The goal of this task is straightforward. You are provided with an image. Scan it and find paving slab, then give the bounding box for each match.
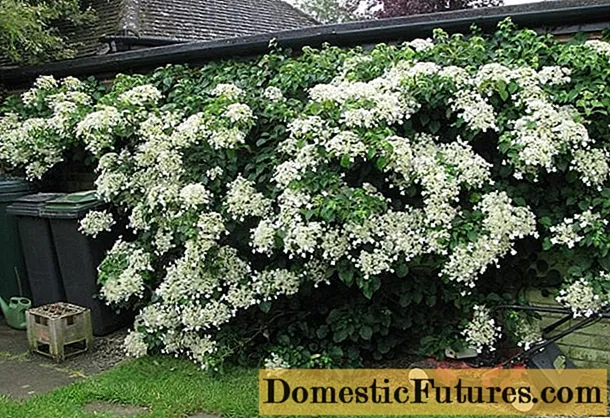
[0,320,127,399]
[187,414,221,418]
[83,401,149,416]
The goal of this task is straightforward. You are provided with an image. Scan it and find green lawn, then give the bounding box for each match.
[0,356,487,418]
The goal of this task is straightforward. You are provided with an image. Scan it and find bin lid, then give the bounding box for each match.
[41,190,104,219]
[6,193,65,217]
[0,178,34,195]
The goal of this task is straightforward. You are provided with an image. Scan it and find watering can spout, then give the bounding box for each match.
[0,296,31,330]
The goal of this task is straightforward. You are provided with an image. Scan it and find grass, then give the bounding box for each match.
[0,356,486,418]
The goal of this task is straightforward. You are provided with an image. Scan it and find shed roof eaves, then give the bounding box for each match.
[2,0,610,86]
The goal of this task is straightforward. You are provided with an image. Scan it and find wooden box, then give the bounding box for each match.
[26,302,93,362]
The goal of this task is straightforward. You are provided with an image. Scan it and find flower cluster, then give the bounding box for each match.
[584,40,610,58]
[264,352,291,369]
[225,176,271,221]
[556,276,609,317]
[76,106,123,155]
[98,240,153,304]
[79,210,115,238]
[571,148,610,189]
[0,78,94,179]
[550,210,607,248]
[118,84,162,107]
[462,305,501,353]
[442,191,536,288]
[514,316,542,350]
[124,330,148,358]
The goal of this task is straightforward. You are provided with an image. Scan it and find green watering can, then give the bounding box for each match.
[0,268,32,330]
[0,296,31,330]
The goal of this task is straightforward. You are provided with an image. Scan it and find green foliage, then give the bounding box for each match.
[3,20,610,369]
[0,0,95,65]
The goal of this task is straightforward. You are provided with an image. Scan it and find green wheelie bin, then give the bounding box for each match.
[0,178,35,301]
[41,191,128,336]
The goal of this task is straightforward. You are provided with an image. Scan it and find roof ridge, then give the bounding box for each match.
[118,0,142,36]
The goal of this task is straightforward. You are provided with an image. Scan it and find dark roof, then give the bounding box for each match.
[2,0,610,86]
[0,0,317,67]
[136,0,317,41]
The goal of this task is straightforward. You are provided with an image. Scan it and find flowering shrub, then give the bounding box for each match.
[2,20,610,369]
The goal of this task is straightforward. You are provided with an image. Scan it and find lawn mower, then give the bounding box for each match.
[408,304,610,412]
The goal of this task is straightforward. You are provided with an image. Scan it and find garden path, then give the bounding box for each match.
[0,320,126,399]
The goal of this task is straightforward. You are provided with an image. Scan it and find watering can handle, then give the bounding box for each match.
[14,267,23,297]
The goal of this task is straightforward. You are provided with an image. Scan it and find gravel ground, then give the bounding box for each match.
[65,327,129,374]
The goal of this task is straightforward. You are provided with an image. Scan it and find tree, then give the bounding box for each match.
[0,0,95,65]
[289,0,503,22]
[365,0,503,18]
[287,0,360,23]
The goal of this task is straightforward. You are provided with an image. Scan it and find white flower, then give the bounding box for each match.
[251,219,276,254]
[284,222,323,258]
[206,166,224,180]
[100,240,153,304]
[61,76,83,91]
[557,276,609,317]
[128,204,148,231]
[208,128,246,149]
[154,229,174,255]
[463,305,501,353]
[571,148,610,188]
[211,83,243,100]
[76,106,122,155]
[179,184,211,209]
[324,131,367,160]
[550,210,604,248]
[173,113,208,146]
[442,191,536,287]
[263,86,284,102]
[224,103,254,123]
[124,330,148,358]
[264,352,291,369]
[254,269,301,300]
[515,317,542,350]
[450,90,498,132]
[101,268,146,304]
[584,40,610,58]
[118,84,162,106]
[95,171,129,201]
[197,212,226,241]
[35,75,59,90]
[225,175,271,221]
[537,66,571,85]
[79,210,115,238]
[407,38,434,52]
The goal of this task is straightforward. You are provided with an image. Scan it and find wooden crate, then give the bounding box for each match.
[26,302,93,362]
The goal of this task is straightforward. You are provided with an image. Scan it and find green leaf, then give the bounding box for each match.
[316,325,329,339]
[333,329,348,343]
[338,264,354,285]
[340,154,352,168]
[359,325,373,340]
[376,157,388,170]
[395,262,409,278]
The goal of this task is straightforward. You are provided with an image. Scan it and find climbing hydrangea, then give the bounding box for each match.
[79,209,115,238]
[3,26,610,369]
